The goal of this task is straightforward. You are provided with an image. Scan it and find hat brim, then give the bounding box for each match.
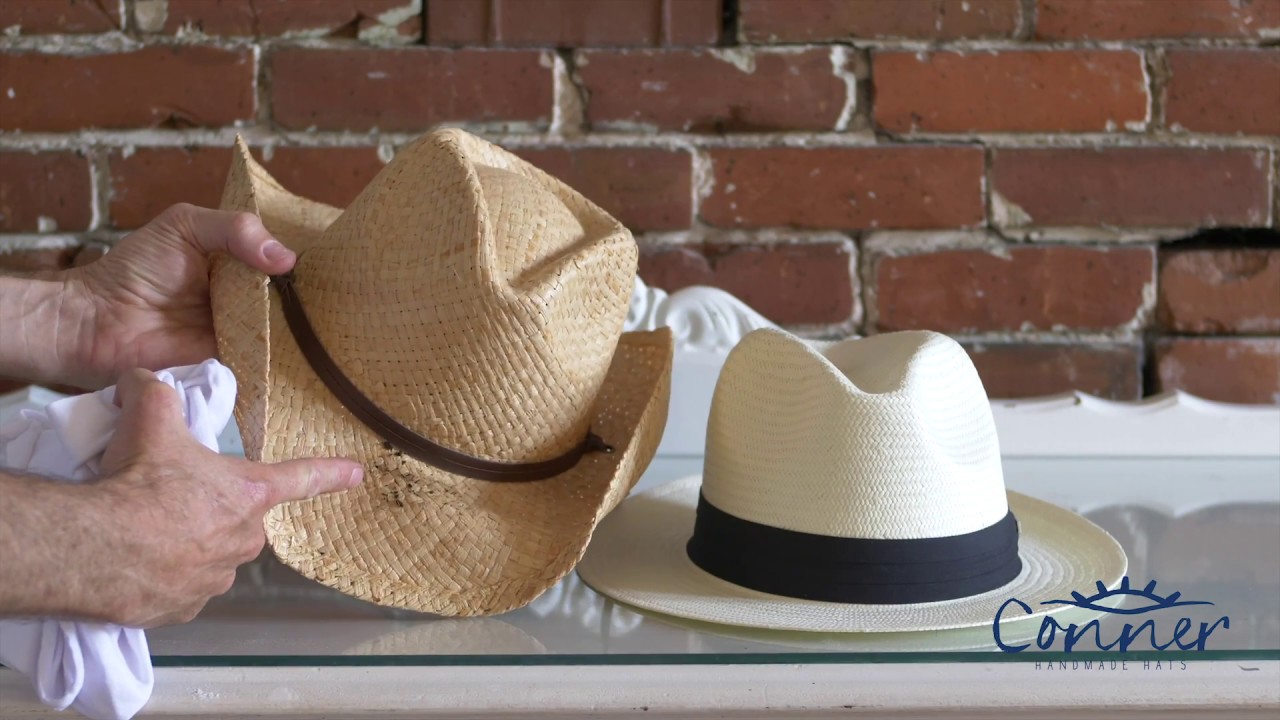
[577,476,1127,633]
[211,141,673,617]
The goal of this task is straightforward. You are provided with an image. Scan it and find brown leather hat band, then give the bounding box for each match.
[268,272,613,482]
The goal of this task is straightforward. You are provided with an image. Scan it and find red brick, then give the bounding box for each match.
[0,349,87,392]
[703,147,984,230]
[874,50,1148,134]
[514,148,691,232]
[109,146,385,229]
[259,146,387,209]
[1156,338,1280,404]
[0,376,84,395]
[161,0,420,39]
[963,343,1142,400]
[578,49,847,133]
[269,48,552,132]
[0,0,123,34]
[428,0,720,46]
[1158,249,1280,335]
[1166,50,1280,136]
[638,241,856,325]
[0,152,93,232]
[740,0,1019,42]
[0,46,254,131]
[108,147,226,228]
[874,246,1154,332]
[0,247,82,273]
[72,243,109,267]
[1037,0,1280,40]
[991,148,1271,229]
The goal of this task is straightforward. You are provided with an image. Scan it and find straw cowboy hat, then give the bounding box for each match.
[210,129,673,616]
[578,328,1126,632]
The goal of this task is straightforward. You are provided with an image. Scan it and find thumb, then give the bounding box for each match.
[167,204,296,275]
[254,457,364,509]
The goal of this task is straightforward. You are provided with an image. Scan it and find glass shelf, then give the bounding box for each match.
[144,455,1280,666]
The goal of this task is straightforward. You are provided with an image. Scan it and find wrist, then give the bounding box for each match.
[72,473,150,625]
[58,268,107,386]
[0,472,112,620]
[0,268,99,388]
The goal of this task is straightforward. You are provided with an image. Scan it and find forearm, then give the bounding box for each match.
[0,270,95,388]
[0,470,112,620]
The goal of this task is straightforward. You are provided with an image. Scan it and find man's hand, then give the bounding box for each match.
[79,369,361,628]
[64,203,296,389]
[0,206,365,627]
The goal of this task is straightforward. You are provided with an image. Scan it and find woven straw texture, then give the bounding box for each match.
[613,574,1121,651]
[577,477,1126,632]
[705,329,1008,539]
[210,129,673,616]
[577,329,1126,632]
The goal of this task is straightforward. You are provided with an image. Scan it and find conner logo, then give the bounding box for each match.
[993,578,1230,653]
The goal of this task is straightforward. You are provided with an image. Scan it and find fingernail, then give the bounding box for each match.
[262,240,293,263]
[348,467,364,487]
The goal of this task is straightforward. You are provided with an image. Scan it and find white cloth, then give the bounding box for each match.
[0,360,237,720]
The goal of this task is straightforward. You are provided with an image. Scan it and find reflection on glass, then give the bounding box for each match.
[146,458,1280,663]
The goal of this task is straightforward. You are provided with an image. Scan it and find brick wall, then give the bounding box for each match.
[1,0,1277,403]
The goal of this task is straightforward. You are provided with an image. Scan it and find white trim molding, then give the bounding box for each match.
[623,279,1280,459]
[4,662,1277,719]
[990,391,1280,458]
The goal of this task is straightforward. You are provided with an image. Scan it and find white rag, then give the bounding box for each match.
[0,360,237,720]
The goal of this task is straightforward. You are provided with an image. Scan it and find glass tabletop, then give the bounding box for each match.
[147,456,1280,666]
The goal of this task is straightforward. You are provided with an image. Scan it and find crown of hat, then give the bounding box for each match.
[702,328,1007,540]
[216,130,636,463]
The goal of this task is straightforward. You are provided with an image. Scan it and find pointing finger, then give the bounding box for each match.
[255,457,364,509]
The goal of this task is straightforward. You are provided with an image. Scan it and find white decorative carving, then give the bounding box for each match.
[625,277,776,352]
[990,390,1280,458]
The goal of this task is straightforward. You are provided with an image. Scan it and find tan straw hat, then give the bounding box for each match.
[210,128,673,616]
[579,328,1126,633]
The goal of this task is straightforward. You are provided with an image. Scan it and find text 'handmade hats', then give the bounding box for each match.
[578,328,1126,633]
[210,129,673,616]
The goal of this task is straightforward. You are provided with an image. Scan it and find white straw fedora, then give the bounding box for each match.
[210,129,673,617]
[578,328,1126,632]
